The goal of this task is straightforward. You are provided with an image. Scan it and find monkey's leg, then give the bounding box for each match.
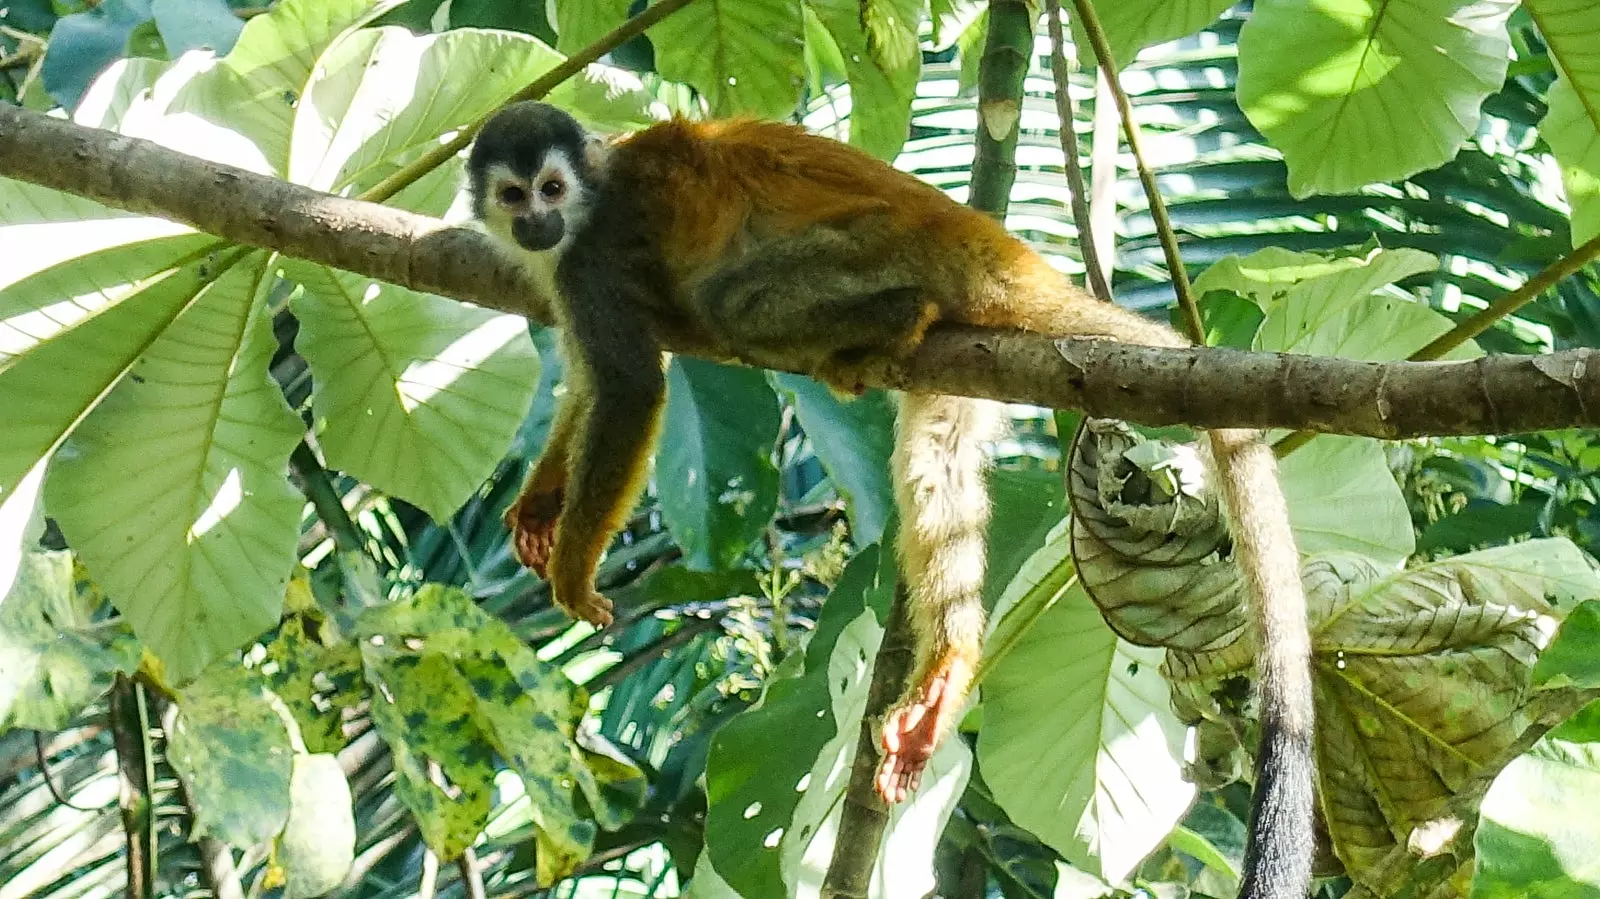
[543,266,668,628]
[693,231,936,385]
[876,392,1002,803]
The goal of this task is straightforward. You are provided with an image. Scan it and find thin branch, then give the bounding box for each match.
[290,441,365,553]
[361,0,701,203]
[1070,0,1204,343]
[819,586,918,899]
[0,44,40,71]
[456,849,487,899]
[1042,0,1111,303]
[33,730,99,812]
[109,675,156,899]
[3,104,1600,438]
[1270,228,1600,457]
[1418,230,1600,362]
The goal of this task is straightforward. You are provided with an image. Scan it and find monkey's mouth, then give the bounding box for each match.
[512,211,564,251]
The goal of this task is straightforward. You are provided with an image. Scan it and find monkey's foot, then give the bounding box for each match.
[875,661,966,804]
[557,589,615,629]
[505,489,563,578]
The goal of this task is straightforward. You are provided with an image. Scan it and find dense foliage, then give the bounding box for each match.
[3,0,1600,898]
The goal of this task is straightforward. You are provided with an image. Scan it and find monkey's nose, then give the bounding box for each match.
[512,211,565,251]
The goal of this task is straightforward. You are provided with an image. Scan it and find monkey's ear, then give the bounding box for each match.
[584,134,611,170]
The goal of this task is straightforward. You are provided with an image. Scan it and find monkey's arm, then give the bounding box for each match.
[503,363,586,577]
[544,273,667,628]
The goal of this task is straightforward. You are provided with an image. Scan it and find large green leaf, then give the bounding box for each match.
[1279,435,1414,568]
[46,252,302,683]
[804,0,921,160]
[355,585,627,881]
[0,551,140,732]
[1533,600,1600,689]
[0,235,219,506]
[1078,0,1234,69]
[649,0,805,119]
[286,261,539,523]
[1249,247,1441,354]
[782,608,970,897]
[362,650,497,860]
[770,374,895,548]
[169,664,295,847]
[978,519,1194,883]
[658,358,781,571]
[1237,0,1515,197]
[288,27,638,196]
[554,0,630,53]
[1531,0,1600,244]
[1473,702,1600,897]
[220,0,400,171]
[702,543,968,898]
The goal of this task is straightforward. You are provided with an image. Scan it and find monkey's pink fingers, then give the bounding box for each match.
[874,666,961,805]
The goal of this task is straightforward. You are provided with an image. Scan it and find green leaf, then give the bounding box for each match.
[978,519,1194,883]
[287,27,583,196]
[780,606,970,896]
[261,615,366,755]
[47,252,303,683]
[1,234,219,501]
[355,584,626,881]
[806,0,921,159]
[1250,247,1442,356]
[0,459,46,603]
[1080,0,1234,69]
[286,261,539,523]
[1237,0,1515,197]
[1197,289,1266,349]
[1473,706,1600,897]
[277,753,356,899]
[704,546,892,897]
[39,0,154,109]
[1533,600,1600,689]
[0,550,141,732]
[1279,435,1415,568]
[649,0,805,119]
[151,0,244,57]
[363,650,497,860]
[658,358,781,571]
[983,468,1068,609]
[1191,247,1383,311]
[221,0,400,171]
[1534,0,1600,244]
[928,0,982,50]
[554,0,629,53]
[169,664,295,846]
[1419,496,1551,554]
[771,374,895,547]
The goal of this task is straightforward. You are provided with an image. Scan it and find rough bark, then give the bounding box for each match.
[4,102,1599,439]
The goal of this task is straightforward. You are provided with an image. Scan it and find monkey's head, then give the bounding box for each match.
[467,102,607,254]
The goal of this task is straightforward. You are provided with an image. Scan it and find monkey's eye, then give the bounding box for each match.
[498,184,526,205]
[539,179,565,200]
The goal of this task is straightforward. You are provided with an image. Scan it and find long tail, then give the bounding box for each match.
[1011,276,1317,897]
[892,392,1003,675]
[1207,428,1316,899]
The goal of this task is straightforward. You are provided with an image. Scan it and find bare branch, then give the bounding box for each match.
[3,103,1598,439]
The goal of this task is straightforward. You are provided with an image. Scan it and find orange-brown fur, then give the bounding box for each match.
[470,105,1312,898]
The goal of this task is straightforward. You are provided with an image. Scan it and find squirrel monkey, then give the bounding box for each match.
[468,101,1314,899]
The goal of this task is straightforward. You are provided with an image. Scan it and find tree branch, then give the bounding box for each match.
[4,103,1599,438]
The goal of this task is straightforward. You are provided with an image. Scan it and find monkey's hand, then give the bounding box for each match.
[504,488,564,578]
[875,654,973,804]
